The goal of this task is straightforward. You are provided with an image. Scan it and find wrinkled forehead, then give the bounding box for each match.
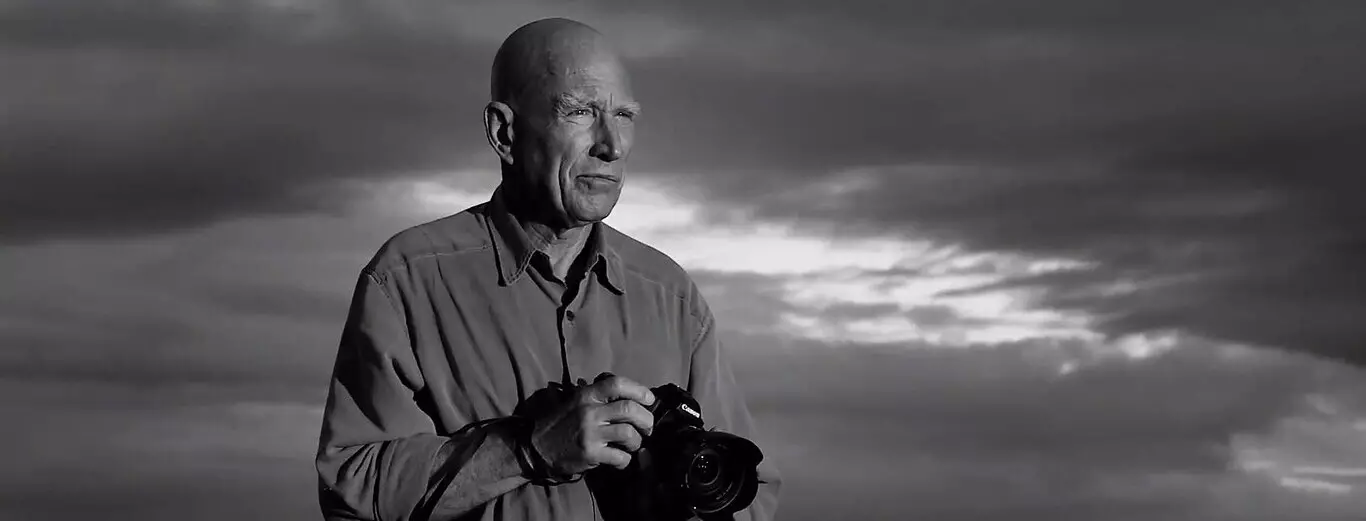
[535,54,633,103]
[519,47,631,105]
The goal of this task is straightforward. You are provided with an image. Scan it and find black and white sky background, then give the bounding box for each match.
[2,1,1365,519]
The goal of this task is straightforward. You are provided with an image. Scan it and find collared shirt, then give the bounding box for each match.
[316,187,782,521]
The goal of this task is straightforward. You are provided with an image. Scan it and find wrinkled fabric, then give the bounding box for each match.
[317,187,782,521]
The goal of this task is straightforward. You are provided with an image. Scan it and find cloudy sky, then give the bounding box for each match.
[2,1,1366,519]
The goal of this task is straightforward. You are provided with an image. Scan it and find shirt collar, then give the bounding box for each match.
[487,186,625,294]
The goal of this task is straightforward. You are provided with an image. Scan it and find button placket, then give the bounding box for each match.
[557,272,592,385]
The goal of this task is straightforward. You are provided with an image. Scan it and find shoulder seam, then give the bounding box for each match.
[361,269,411,341]
[689,306,715,356]
[606,226,710,343]
[616,260,710,353]
[369,245,493,280]
[611,235,708,325]
[618,261,697,309]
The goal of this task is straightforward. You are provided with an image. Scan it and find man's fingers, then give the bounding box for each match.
[600,423,643,453]
[595,399,654,437]
[591,445,633,470]
[585,375,656,407]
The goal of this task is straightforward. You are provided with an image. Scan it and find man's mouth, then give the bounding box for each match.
[577,173,619,183]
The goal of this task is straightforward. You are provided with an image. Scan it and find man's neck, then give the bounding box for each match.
[523,220,590,280]
[501,188,592,280]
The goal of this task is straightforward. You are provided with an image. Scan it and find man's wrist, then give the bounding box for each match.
[505,415,581,486]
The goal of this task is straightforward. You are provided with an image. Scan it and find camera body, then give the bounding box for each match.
[590,383,764,521]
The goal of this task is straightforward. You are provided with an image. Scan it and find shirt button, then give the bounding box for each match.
[565,310,576,321]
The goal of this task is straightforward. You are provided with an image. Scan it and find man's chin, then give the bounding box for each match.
[567,210,613,226]
[566,196,619,225]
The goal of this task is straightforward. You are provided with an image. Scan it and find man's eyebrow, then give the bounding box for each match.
[553,94,641,114]
[553,94,590,109]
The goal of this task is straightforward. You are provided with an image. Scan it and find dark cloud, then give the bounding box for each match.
[742,158,1366,365]
[817,300,904,321]
[0,208,414,394]
[0,0,560,242]
[690,270,797,332]
[730,332,1317,458]
[694,273,1366,518]
[195,281,349,324]
[903,304,960,327]
[0,379,321,520]
[0,45,490,242]
[723,329,1366,520]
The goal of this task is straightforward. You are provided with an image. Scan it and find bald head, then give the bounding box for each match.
[491,18,626,107]
[483,18,639,230]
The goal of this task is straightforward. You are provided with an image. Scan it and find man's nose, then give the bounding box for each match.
[590,116,624,162]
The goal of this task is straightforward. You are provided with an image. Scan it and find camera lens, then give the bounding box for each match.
[689,451,722,485]
[684,444,752,517]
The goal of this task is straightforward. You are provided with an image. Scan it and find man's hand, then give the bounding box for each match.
[528,373,657,475]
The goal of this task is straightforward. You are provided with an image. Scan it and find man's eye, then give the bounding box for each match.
[568,108,593,117]
[616,111,637,120]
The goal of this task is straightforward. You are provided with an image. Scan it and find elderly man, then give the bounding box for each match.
[316,18,782,521]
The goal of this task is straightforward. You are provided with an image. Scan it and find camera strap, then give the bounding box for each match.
[508,415,584,486]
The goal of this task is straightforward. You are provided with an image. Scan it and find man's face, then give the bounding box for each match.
[510,53,638,228]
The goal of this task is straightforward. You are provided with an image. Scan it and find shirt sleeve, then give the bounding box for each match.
[315,270,486,521]
[685,295,783,521]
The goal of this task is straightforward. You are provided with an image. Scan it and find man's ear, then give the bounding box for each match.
[484,101,516,164]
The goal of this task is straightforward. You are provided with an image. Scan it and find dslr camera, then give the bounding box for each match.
[590,383,765,521]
